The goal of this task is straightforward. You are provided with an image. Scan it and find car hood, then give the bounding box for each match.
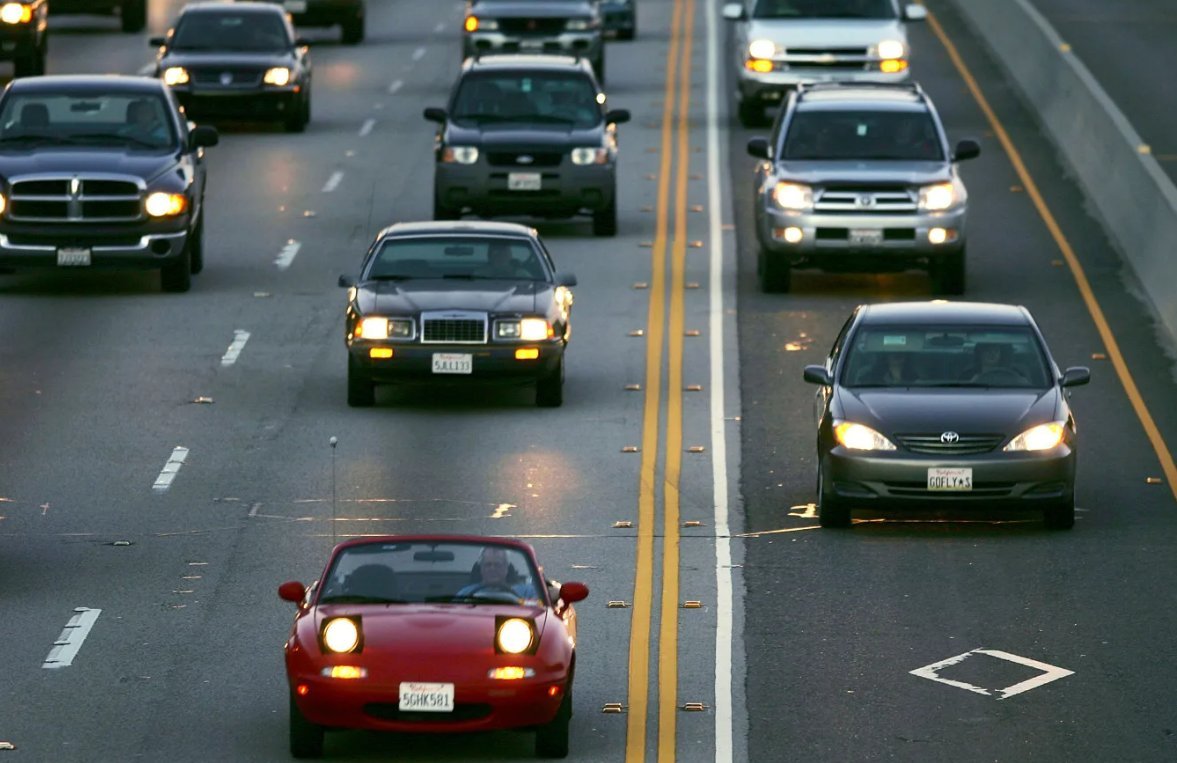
[776,161,950,186]
[160,50,295,69]
[744,18,907,47]
[0,149,179,183]
[358,279,547,314]
[446,122,601,149]
[470,0,595,18]
[835,387,1059,435]
[315,603,549,654]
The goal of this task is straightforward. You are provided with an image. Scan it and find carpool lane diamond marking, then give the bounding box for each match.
[911,648,1074,699]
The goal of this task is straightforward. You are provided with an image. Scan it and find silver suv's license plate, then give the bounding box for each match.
[432,353,472,374]
[56,247,91,267]
[849,229,883,247]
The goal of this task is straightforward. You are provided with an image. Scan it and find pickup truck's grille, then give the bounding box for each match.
[421,312,488,344]
[8,176,143,222]
[498,17,568,35]
[815,188,916,214]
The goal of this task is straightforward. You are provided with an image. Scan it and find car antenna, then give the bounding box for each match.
[329,436,338,547]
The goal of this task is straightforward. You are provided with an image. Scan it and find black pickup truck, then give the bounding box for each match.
[0,76,218,292]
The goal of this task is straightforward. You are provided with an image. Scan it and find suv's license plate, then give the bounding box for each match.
[508,172,542,191]
[57,247,91,267]
[928,467,972,491]
[849,229,883,246]
[399,682,454,712]
[432,353,472,374]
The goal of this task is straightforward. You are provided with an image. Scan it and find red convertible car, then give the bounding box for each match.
[278,535,589,758]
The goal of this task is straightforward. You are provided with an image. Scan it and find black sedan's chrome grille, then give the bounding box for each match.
[421,311,488,344]
[190,67,265,86]
[893,433,1005,455]
[8,176,143,222]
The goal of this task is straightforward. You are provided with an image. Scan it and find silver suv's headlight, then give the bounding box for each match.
[748,39,777,59]
[442,146,479,164]
[918,182,959,212]
[571,147,608,165]
[876,39,906,60]
[771,181,813,212]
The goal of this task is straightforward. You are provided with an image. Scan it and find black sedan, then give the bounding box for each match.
[151,2,312,133]
[338,221,576,407]
[802,301,1090,529]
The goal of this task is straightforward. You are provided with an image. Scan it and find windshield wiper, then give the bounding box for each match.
[0,134,86,146]
[368,274,416,281]
[319,594,406,604]
[66,132,171,150]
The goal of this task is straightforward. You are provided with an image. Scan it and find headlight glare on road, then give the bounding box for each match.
[876,39,906,60]
[919,182,957,211]
[834,422,897,451]
[496,618,534,654]
[322,618,361,654]
[771,181,813,212]
[356,317,390,339]
[0,3,32,24]
[263,67,292,87]
[144,192,187,217]
[442,146,479,164]
[571,147,608,165]
[1003,422,1066,452]
[747,38,776,59]
[162,66,190,86]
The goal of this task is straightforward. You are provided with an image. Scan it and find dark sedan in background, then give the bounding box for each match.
[152,2,313,133]
[339,221,576,408]
[803,302,1090,529]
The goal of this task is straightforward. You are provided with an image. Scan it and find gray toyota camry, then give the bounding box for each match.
[803,301,1089,529]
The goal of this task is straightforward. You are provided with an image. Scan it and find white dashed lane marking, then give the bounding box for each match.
[322,171,344,193]
[412,47,426,61]
[221,330,251,366]
[275,240,301,270]
[434,21,444,32]
[388,79,403,95]
[153,447,189,492]
[359,118,375,137]
[43,608,102,669]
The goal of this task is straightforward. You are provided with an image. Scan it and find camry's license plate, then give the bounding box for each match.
[508,172,542,191]
[928,467,972,491]
[283,0,307,12]
[399,682,454,712]
[57,247,91,267]
[849,228,884,247]
[432,353,472,374]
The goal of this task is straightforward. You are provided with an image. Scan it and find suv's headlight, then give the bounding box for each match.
[356,317,413,340]
[771,181,813,212]
[1003,422,1066,452]
[497,318,552,341]
[162,66,190,86]
[748,39,776,59]
[144,192,187,217]
[0,3,32,24]
[571,147,608,165]
[263,67,293,87]
[876,39,906,60]
[833,422,896,451]
[566,17,598,30]
[465,15,497,31]
[918,182,958,212]
[442,146,479,164]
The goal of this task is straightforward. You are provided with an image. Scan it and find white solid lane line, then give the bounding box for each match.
[221,330,251,367]
[388,79,403,95]
[275,239,301,270]
[153,447,189,492]
[42,608,102,669]
[322,171,344,193]
[412,47,426,61]
[359,118,376,137]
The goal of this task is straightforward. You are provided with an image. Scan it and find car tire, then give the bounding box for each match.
[285,95,310,133]
[817,464,851,528]
[1043,498,1075,530]
[121,0,147,32]
[433,193,461,221]
[536,357,564,408]
[341,16,365,45]
[931,248,966,296]
[592,199,618,237]
[347,356,376,407]
[535,686,571,758]
[757,246,791,293]
[160,245,192,293]
[737,98,763,128]
[189,216,204,275]
[289,693,325,759]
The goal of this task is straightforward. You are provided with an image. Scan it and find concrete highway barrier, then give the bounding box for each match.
[940,0,1177,345]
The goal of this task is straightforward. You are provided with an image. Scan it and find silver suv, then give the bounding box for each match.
[746,82,980,294]
[723,0,926,126]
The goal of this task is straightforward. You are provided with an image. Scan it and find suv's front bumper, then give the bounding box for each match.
[436,162,615,218]
[463,31,601,61]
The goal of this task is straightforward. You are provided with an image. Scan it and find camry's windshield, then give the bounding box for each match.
[366,236,548,281]
[784,110,942,160]
[451,73,602,128]
[752,0,897,19]
[170,12,292,51]
[319,541,544,606]
[0,93,177,150]
[841,326,1051,388]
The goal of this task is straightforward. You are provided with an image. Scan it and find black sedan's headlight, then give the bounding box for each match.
[355,316,414,340]
[496,318,552,341]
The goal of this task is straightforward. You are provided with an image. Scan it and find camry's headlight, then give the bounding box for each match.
[566,17,598,30]
[162,66,190,86]
[442,146,479,164]
[571,147,608,165]
[496,618,534,654]
[771,181,813,212]
[144,192,187,217]
[322,617,361,653]
[1003,422,1066,452]
[0,3,32,24]
[876,39,906,60]
[833,422,897,451]
[464,15,497,31]
[497,318,552,341]
[748,39,776,59]
[919,182,958,212]
[263,67,292,87]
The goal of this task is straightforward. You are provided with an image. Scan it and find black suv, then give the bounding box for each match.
[0,76,219,292]
[50,0,146,33]
[424,55,630,236]
[0,0,47,77]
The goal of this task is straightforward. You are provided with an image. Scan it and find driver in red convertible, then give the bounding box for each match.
[455,546,540,600]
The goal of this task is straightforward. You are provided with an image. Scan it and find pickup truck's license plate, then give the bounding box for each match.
[927,467,972,491]
[849,228,884,247]
[283,0,307,12]
[508,172,542,191]
[399,682,454,712]
[56,247,91,267]
[432,353,472,374]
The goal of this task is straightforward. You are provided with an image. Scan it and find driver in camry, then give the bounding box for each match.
[455,546,539,600]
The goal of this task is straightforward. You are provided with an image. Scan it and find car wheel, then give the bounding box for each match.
[347,356,376,407]
[285,95,310,133]
[188,216,204,275]
[536,357,564,408]
[433,193,461,221]
[817,463,851,528]
[758,247,791,293]
[931,248,966,296]
[341,16,365,45]
[737,99,763,128]
[121,0,147,32]
[289,692,325,759]
[1043,497,1075,530]
[535,686,571,758]
[592,199,617,236]
[160,246,192,293]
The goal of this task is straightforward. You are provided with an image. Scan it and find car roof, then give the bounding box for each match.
[796,84,928,112]
[462,54,591,74]
[4,75,169,95]
[859,301,1032,326]
[376,220,539,239]
[179,1,288,15]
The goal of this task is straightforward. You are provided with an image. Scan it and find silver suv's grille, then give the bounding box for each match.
[8,176,143,222]
[785,48,871,71]
[815,188,916,214]
[893,434,1005,455]
[421,311,488,344]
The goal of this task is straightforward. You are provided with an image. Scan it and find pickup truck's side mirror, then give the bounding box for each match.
[605,108,631,125]
[904,4,928,21]
[423,107,447,124]
[722,3,745,20]
[746,137,771,160]
[189,125,218,149]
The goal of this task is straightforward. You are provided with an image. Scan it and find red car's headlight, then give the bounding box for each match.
[322,617,362,653]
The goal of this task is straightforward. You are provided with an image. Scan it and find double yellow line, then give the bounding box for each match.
[626,0,697,759]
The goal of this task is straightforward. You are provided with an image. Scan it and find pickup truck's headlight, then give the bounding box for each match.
[442,146,479,164]
[771,181,813,212]
[0,3,32,24]
[498,318,552,341]
[1003,422,1065,452]
[571,147,608,165]
[833,422,896,451]
[918,182,958,212]
[464,15,497,31]
[263,67,292,87]
[876,39,906,60]
[162,66,190,86]
[747,39,776,59]
[496,618,534,654]
[566,17,598,30]
[144,192,187,217]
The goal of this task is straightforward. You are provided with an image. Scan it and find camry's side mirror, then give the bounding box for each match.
[556,272,577,287]
[1060,367,1090,388]
[803,365,832,386]
[722,3,745,20]
[338,274,357,288]
[423,107,447,124]
[746,137,771,159]
[278,581,306,603]
[149,36,167,47]
[953,138,981,162]
[189,125,218,149]
[904,4,928,21]
[605,108,630,125]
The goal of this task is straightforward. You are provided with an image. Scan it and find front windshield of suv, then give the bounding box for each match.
[451,72,602,128]
[752,0,897,19]
[366,236,548,281]
[783,110,943,161]
[841,326,1052,389]
[0,93,177,150]
[170,11,292,52]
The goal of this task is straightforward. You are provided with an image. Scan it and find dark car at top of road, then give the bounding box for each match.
[266,0,365,44]
[0,0,47,78]
[50,0,146,33]
[151,2,313,133]
[803,301,1090,529]
[0,75,218,292]
[339,221,577,408]
[600,0,636,40]
[462,0,605,81]
[425,55,630,237]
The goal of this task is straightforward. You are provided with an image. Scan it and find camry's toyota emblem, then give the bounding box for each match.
[856,194,875,208]
[220,72,233,85]
[69,177,81,197]
[940,431,960,444]
[516,155,534,164]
